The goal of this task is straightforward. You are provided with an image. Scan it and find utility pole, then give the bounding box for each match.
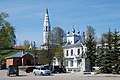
[33,41,36,66]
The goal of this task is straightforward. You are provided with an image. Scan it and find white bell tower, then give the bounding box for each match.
[43,8,51,44]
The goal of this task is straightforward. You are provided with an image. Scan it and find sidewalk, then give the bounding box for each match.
[95,74,120,77]
[69,71,120,77]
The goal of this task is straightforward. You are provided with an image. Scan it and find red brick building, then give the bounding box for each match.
[6,52,34,67]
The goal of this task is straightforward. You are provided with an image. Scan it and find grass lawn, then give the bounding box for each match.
[0,49,19,62]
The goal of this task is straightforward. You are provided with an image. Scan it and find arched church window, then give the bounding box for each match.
[46,26,47,31]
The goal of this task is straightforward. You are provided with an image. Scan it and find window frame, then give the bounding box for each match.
[66,50,69,56]
[71,49,73,56]
[77,49,80,55]
[70,60,73,67]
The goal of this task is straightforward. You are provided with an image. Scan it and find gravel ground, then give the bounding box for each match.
[0,69,120,80]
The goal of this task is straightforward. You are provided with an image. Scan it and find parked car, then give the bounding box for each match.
[44,65,66,73]
[7,65,19,76]
[59,67,66,73]
[0,64,6,70]
[25,66,35,73]
[33,66,51,76]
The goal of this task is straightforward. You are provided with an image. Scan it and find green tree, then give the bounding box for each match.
[36,49,55,65]
[96,37,106,67]
[51,27,65,46]
[0,22,16,48]
[45,27,65,66]
[23,40,30,49]
[5,22,16,46]
[0,12,16,49]
[111,29,120,73]
[54,47,64,66]
[51,27,66,66]
[85,26,97,71]
[0,12,9,26]
[101,29,115,73]
[97,29,120,73]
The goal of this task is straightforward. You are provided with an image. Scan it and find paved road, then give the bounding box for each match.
[0,69,120,80]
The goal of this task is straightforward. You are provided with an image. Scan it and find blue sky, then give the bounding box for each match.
[0,0,120,47]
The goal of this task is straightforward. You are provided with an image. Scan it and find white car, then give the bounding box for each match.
[33,66,51,76]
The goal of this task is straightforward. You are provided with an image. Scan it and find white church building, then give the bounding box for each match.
[63,29,88,72]
[41,9,89,72]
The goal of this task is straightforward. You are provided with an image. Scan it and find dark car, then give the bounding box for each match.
[59,67,66,73]
[7,65,19,76]
[44,65,66,73]
[25,66,35,73]
[0,64,6,70]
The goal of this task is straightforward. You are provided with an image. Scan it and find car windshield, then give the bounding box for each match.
[41,67,47,70]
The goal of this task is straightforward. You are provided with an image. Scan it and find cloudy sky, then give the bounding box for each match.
[0,0,120,47]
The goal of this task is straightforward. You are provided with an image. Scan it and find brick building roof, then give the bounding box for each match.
[6,52,33,59]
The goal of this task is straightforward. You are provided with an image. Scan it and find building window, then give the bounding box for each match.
[45,26,48,31]
[66,50,68,56]
[70,60,73,67]
[71,49,73,56]
[65,60,68,67]
[77,59,81,67]
[77,49,80,55]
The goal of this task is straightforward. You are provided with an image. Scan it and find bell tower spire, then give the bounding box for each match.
[43,8,51,44]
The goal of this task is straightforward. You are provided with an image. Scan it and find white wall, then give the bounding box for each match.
[64,46,83,69]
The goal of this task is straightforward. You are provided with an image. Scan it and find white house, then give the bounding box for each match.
[63,28,89,72]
